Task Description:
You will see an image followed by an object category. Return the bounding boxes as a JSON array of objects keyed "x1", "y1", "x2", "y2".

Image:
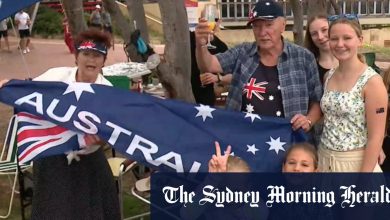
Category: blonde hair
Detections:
[
  {"x1": 227, "y1": 155, "x2": 251, "y2": 172},
  {"x1": 329, "y1": 18, "x2": 365, "y2": 63},
  {"x1": 283, "y1": 143, "x2": 318, "y2": 169}
]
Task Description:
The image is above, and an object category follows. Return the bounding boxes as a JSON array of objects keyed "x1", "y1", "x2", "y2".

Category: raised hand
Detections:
[
  {"x1": 0, "y1": 79, "x2": 10, "y2": 88},
  {"x1": 208, "y1": 141, "x2": 231, "y2": 172}
]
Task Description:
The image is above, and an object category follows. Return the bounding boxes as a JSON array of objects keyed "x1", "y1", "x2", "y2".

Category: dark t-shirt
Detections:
[
  {"x1": 241, "y1": 62, "x2": 284, "y2": 117},
  {"x1": 317, "y1": 61, "x2": 329, "y2": 86},
  {"x1": 190, "y1": 31, "x2": 228, "y2": 106}
]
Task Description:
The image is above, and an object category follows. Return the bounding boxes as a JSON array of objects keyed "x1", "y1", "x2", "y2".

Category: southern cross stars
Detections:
[
  {"x1": 245, "y1": 104, "x2": 254, "y2": 113},
  {"x1": 247, "y1": 144, "x2": 259, "y2": 155},
  {"x1": 63, "y1": 82, "x2": 95, "y2": 101},
  {"x1": 245, "y1": 112, "x2": 261, "y2": 122},
  {"x1": 266, "y1": 136, "x2": 286, "y2": 155},
  {"x1": 195, "y1": 104, "x2": 216, "y2": 122}
]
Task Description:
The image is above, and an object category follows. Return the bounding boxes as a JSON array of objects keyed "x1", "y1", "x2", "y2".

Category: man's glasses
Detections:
[{"x1": 328, "y1": 14, "x2": 359, "y2": 23}]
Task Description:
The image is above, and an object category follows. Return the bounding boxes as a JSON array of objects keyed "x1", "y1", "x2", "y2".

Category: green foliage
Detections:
[{"x1": 33, "y1": 6, "x2": 63, "y2": 38}]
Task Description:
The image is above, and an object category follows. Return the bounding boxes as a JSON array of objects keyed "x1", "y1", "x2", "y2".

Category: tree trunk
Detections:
[
  {"x1": 123, "y1": 0, "x2": 148, "y2": 62},
  {"x1": 307, "y1": 0, "x2": 327, "y2": 18},
  {"x1": 62, "y1": 0, "x2": 87, "y2": 37},
  {"x1": 102, "y1": 0, "x2": 131, "y2": 44},
  {"x1": 290, "y1": 0, "x2": 304, "y2": 46},
  {"x1": 157, "y1": 0, "x2": 194, "y2": 102},
  {"x1": 329, "y1": 0, "x2": 342, "y2": 14},
  {"x1": 125, "y1": 0, "x2": 150, "y2": 43}
]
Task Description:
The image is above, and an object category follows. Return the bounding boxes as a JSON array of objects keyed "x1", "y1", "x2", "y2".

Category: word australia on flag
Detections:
[{"x1": 0, "y1": 80, "x2": 306, "y2": 172}]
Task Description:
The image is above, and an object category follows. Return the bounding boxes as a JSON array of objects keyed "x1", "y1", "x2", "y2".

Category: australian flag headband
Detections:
[{"x1": 76, "y1": 41, "x2": 107, "y2": 55}]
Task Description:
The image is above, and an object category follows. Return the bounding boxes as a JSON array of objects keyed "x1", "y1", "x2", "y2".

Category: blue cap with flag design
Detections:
[{"x1": 247, "y1": 0, "x2": 284, "y2": 25}]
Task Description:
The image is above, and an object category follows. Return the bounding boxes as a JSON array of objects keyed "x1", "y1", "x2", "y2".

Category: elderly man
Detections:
[{"x1": 195, "y1": 0, "x2": 322, "y2": 133}]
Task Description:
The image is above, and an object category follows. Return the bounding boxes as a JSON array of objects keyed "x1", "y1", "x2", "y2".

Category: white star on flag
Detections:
[
  {"x1": 276, "y1": 111, "x2": 282, "y2": 117},
  {"x1": 269, "y1": 95, "x2": 274, "y2": 101},
  {"x1": 245, "y1": 112, "x2": 261, "y2": 122},
  {"x1": 246, "y1": 104, "x2": 255, "y2": 113},
  {"x1": 195, "y1": 104, "x2": 216, "y2": 122},
  {"x1": 247, "y1": 144, "x2": 259, "y2": 155},
  {"x1": 63, "y1": 82, "x2": 95, "y2": 101},
  {"x1": 266, "y1": 137, "x2": 286, "y2": 155}
]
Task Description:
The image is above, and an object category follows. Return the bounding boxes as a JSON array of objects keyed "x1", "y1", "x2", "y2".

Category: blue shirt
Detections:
[{"x1": 216, "y1": 40, "x2": 322, "y2": 118}]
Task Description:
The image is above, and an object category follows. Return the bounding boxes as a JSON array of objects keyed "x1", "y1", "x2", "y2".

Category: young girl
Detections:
[
  {"x1": 208, "y1": 142, "x2": 250, "y2": 172},
  {"x1": 304, "y1": 15, "x2": 338, "y2": 147},
  {"x1": 319, "y1": 15, "x2": 388, "y2": 172},
  {"x1": 209, "y1": 142, "x2": 318, "y2": 173},
  {"x1": 304, "y1": 14, "x2": 338, "y2": 85},
  {"x1": 282, "y1": 142, "x2": 318, "y2": 173}
]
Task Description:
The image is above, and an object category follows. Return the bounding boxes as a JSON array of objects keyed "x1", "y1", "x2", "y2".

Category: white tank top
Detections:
[{"x1": 320, "y1": 67, "x2": 377, "y2": 151}]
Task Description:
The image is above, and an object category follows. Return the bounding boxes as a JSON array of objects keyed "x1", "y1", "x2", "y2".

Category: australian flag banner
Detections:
[
  {"x1": 0, "y1": 0, "x2": 41, "y2": 21},
  {"x1": 0, "y1": 80, "x2": 306, "y2": 172}
]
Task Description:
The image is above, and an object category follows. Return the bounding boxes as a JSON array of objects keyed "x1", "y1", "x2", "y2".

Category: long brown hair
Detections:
[{"x1": 304, "y1": 14, "x2": 328, "y2": 59}]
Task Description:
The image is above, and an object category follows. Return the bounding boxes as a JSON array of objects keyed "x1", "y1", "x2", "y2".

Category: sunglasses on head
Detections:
[{"x1": 328, "y1": 14, "x2": 359, "y2": 23}]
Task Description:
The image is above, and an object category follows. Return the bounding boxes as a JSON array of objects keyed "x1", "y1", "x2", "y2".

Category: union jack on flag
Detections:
[
  {"x1": 16, "y1": 112, "x2": 83, "y2": 164},
  {"x1": 243, "y1": 78, "x2": 268, "y2": 100}
]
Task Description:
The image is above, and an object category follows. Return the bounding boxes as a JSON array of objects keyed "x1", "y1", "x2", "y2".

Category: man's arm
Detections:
[
  {"x1": 195, "y1": 19, "x2": 223, "y2": 73},
  {"x1": 291, "y1": 102, "x2": 322, "y2": 132},
  {"x1": 291, "y1": 52, "x2": 323, "y2": 132}
]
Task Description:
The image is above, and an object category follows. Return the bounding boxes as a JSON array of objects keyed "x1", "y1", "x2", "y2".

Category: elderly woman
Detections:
[{"x1": 0, "y1": 29, "x2": 120, "y2": 219}]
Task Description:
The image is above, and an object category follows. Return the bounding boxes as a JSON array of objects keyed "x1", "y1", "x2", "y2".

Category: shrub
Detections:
[{"x1": 33, "y1": 6, "x2": 63, "y2": 38}]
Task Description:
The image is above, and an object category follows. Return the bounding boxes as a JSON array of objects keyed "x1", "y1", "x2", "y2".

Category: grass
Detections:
[
  {"x1": 362, "y1": 44, "x2": 390, "y2": 61},
  {"x1": 0, "y1": 174, "x2": 150, "y2": 219}
]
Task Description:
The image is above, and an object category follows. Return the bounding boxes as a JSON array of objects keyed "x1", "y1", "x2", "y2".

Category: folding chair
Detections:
[
  {"x1": 107, "y1": 157, "x2": 137, "y2": 219},
  {"x1": 0, "y1": 115, "x2": 32, "y2": 219},
  {"x1": 123, "y1": 176, "x2": 151, "y2": 220},
  {"x1": 363, "y1": 52, "x2": 381, "y2": 73},
  {"x1": 126, "y1": 175, "x2": 180, "y2": 220}
]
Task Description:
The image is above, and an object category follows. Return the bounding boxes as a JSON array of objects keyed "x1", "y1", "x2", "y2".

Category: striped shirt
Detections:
[{"x1": 216, "y1": 40, "x2": 322, "y2": 118}]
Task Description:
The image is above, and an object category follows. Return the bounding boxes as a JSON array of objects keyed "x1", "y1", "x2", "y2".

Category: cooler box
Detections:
[{"x1": 105, "y1": 76, "x2": 131, "y2": 90}]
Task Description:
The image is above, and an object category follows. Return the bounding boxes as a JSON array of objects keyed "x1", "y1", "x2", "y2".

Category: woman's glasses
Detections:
[{"x1": 328, "y1": 14, "x2": 359, "y2": 23}]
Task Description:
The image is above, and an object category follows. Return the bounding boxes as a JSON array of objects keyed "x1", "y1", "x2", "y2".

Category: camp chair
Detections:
[
  {"x1": 0, "y1": 115, "x2": 32, "y2": 219},
  {"x1": 126, "y1": 174, "x2": 181, "y2": 220},
  {"x1": 123, "y1": 175, "x2": 151, "y2": 220},
  {"x1": 363, "y1": 52, "x2": 381, "y2": 73},
  {"x1": 107, "y1": 157, "x2": 137, "y2": 219}
]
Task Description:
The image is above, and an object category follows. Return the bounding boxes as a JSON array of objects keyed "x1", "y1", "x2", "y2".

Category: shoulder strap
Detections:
[
  {"x1": 324, "y1": 68, "x2": 336, "y2": 89},
  {"x1": 354, "y1": 67, "x2": 377, "y2": 91}
]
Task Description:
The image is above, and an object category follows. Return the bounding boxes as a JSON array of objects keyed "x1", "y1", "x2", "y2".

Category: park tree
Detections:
[
  {"x1": 157, "y1": 0, "x2": 194, "y2": 102},
  {"x1": 290, "y1": 0, "x2": 341, "y2": 45},
  {"x1": 290, "y1": 0, "x2": 304, "y2": 45},
  {"x1": 101, "y1": 0, "x2": 144, "y2": 62},
  {"x1": 62, "y1": 0, "x2": 87, "y2": 35},
  {"x1": 126, "y1": 0, "x2": 150, "y2": 43}
]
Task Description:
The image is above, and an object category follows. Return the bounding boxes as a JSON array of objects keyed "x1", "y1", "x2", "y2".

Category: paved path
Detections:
[{"x1": 0, "y1": 36, "x2": 128, "y2": 79}]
